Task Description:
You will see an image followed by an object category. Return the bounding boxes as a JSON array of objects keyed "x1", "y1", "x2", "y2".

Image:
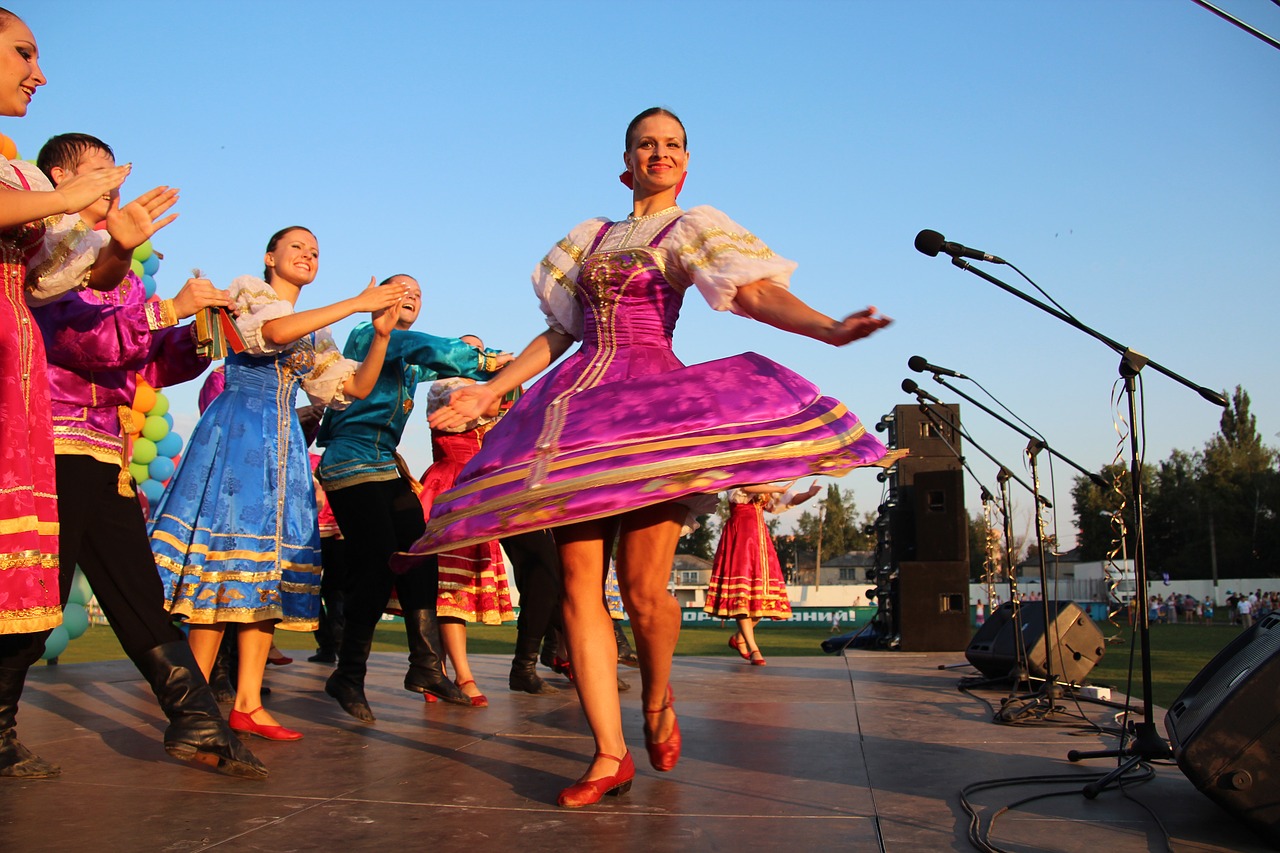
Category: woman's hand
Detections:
[
  {"x1": 171, "y1": 277, "x2": 234, "y2": 320},
  {"x1": 371, "y1": 290, "x2": 402, "y2": 337},
  {"x1": 353, "y1": 276, "x2": 408, "y2": 315},
  {"x1": 825, "y1": 307, "x2": 892, "y2": 346},
  {"x1": 54, "y1": 164, "x2": 131, "y2": 214},
  {"x1": 105, "y1": 185, "x2": 179, "y2": 250},
  {"x1": 429, "y1": 383, "x2": 500, "y2": 430}
]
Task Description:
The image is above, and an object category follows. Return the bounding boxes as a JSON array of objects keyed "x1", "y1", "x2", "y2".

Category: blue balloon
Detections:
[
  {"x1": 162, "y1": 412, "x2": 174, "y2": 428},
  {"x1": 67, "y1": 567, "x2": 93, "y2": 606},
  {"x1": 62, "y1": 603, "x2": 89, "y2": 639},
  {"x1": 155, "y1": 431, "x2": 183, "y2": 458},
  {"x1": 143, "y1": 274, "x2": 156, "y2": 298},
  {"x1": 139, "y1": 478, "x2": 165, "y2": 504},
  {"x1": 41, "y1": 626, "x2": 69, "y2": 660},
  {"x1": 148, "y1": 456, "x2": 175, "y2": 482},
  {"x1": 142, "y1": 253, "x2": 160, "y2": 276}
]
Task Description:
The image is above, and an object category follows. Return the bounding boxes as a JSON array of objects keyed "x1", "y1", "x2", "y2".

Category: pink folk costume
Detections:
[
  {"x1": 704, "y1": 489, "x2": 793, "y2": 621},
  {"x1": 0, "y1": 158, "x2": 107, "y2": 635},
  {"x1": 418, "y1": 378, "x2": 514, "y2": 625},
  {"x1": 406, "y1": 205, "x2": 899, "y2": 555}
]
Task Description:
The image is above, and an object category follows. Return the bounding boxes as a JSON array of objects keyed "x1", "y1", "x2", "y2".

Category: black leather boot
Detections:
[
  {"x1": 209, "y1": 635, "x2": 236, "y2": 704},
  {"x1": 403, "y1": 609, "x2": 470, "y2": 705},
  {"x1": 509, "y1": 630, "x2": 558, "y2": 694},
  {"x1": 325, "y1": 620, "x2": 375, "y2": 723},
  {"x1": 134, "y1": 642, "x2": 268, "y2": 780},
  {"x1": 614, "y1": 620, "x2": 639, "y2": 668},
  {"x1": 0, "y1": 664, "x2": 59, "y2": 778}
]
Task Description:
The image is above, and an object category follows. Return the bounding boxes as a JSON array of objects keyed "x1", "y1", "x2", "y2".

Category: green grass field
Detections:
[{"x1": 50, "y1": 615, "x2": 1241, "y2": 709}]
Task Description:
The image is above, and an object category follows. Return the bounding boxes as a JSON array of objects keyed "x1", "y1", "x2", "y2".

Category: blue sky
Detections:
[{"x1": 10, "y1": 0, "x2": 1278, "y2": 548}]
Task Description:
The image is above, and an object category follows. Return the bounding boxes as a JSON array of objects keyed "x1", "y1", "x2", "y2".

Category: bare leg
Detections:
[
  {"x1": 615, "y1": 504, "x2": 686, "y2": 747},
  {"x1": 738, "y1": 616, "x2": 765, "y2": 660},
  {"x1": 439, "y1": 618, "x2": 480, "y2": 699},
  {"x1": 558, "y1": 518, "x2": 624, "y2": 782},
  {"x1": 234, "y1": 621, "x2": 286, "y2": 726},
  {"x1": 185, "y1": 624, "x2": 227, "y2": 682}
]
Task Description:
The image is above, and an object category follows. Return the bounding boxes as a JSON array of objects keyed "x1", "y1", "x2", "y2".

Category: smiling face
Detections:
[
  {"x1": 264, "y1": 228, "x2": 319, "y2": 287},
  {"x1": 384, "y1": 275, "x2": 421, "y2": 329},
  {"x1": 622, "y1": 113, "x2": 688, "y2": 196},
  {"x1": 51, "y1": 147, "x2": 117, "y2": 225},
  {"x1": 0, "y1": 15, "x2": 45, "y2": 118}
]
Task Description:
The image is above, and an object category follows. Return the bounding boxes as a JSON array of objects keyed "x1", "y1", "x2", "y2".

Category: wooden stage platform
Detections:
[{"x1": 2, "y1": 649, "x2": 1268, "y2": 852}]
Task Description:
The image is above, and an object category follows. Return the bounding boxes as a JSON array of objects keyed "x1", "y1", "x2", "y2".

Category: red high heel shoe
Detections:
[
  {"x1": 642, "y1": 684, "x2": 681, "y2": 772},
  {"x1": 728, "y1": 635, "x2": 750, "y2": 660},
  {"x1": 455, "y1": 679, "x2": 488, "y2": 708},
  {"x1": 749, "y1": 650, "x2": 767, "y2": 667},
  {"x1": 228, "y1": 707, "x2": 303, "y2": 741},
  {"x1": 557, "y1": 751, "x2": 635, "y2": 808}
]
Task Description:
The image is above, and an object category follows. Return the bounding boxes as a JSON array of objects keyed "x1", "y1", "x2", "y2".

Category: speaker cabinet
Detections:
[
  {"x1": 1165, "y1": 613, "x2": 1280, "y2": 845},
  {"x1": 897, "y1": 561, "x2": 970, "y2": 652},
  {"x1": 965, "y1": 600, "x2": 1105, "y2": 684},
  {"x1": 913, "y1": 469, "x2": 967, "y2": 562}
]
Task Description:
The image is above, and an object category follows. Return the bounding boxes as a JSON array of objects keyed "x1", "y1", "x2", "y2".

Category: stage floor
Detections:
[{"x1": 2, "y1": 648, "x2": 1266, "y2": 852}]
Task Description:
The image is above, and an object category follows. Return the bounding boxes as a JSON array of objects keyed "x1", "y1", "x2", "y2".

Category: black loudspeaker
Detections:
[
  {"x1": 897, "y1": 561, "x2": 970, "y2": 652},
  {"x1": 1164, "y1": 613, "x2": 1280, "y2": 845},
  {"x1": 965, "y1": 600, "x2": 1105, "y2": 685},
  {"x1": 912, "y1": 469, "x2": 967, "y2": 562}
]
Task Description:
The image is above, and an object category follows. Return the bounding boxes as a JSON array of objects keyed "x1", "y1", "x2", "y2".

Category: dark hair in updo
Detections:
[
  {"x1": 263, "y1": 226, "x2": 314, "y2": 282},
  {"x1": 625, "y1": 107, "x2": 687, "y2": 150}
]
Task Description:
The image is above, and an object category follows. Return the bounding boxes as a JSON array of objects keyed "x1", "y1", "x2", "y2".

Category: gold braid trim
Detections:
[{"x1": 116, "y1": 405, "x2": 136, "y2": 498}]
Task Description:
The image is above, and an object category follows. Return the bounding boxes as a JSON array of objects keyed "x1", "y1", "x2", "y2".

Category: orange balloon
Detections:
[
  {"x1": 133, "y1": 382, "x2": 157, "y2": 413},
  {"x1": 126, "y1": 408, "x2": 147, "y2": 434},
  {"x1": 0, "y1": 132, "x2": 18, "y2": 160}
]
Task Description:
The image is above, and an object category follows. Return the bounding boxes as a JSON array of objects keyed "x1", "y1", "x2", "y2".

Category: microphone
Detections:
[
  {"x1": 907, "y1": 355, "x2": 967, "y2": 380},
  {"x1": 914, "y1": 229, "x2": 1005, "y2": 264},
  {"x1": 901, "y1": 378, "x2": 941, "y2": 404}
]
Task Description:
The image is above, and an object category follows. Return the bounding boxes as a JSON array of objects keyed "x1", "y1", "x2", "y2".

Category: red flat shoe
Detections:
[
  {"x1": 557, "y1": 751, "x2": 635, "y2": 808},
  {"x1": 423, "y1": 692, "x2": 439, "y2": 703},
  {"x1": 266, "y1": 650, "x2": 293, "y2": 666},
  {"x1": 728, "y1": 635, "x2": 750, "y2": 660},
  {"x1": 228, "y1": 707, "x2": 303, "y2": 741},
  {"x1": 456, "y1": 679, "x2": 489, "y2": 708},
  {"x1": 749, "y1": 650, "x2": 767, "y2": 667},
  {"x1": 642, "y1": 684, "x2": 681, "y2": 772}
]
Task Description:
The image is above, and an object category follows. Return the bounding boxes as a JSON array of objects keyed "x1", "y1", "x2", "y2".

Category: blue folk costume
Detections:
[
  {"x1": 150, "y1": 276, "x2": 359, "y2": 631},
  {"x1": 315, "y1": 323, "x2": 502, "y2": 491}
]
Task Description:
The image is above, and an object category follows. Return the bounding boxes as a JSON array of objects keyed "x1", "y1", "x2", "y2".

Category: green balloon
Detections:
[
  {"x1": 149, "y1": 392, "x2": 170, "y2": 418},
  {"x1": 62, "y1": 603, "x2": 89, "y2": 640},
  {"x1": 141, "y1": 415, "x2": 170, "y2": 441},
  {"x1": 129, "y1": 461, "x2": 150, "y2": 484},
  {"x1": 129, "y1": 258, "x2": 144, "y2": 278},
  {"x1": 133, "y1": 239, "x2": 153, "y2": 261},
  {"x1": 132, "y1": 437, "x2": 158, "y2": 464},
  {"x1": 41, "y1": 626, "x2": 69, "y2": 660},
  {"x1": 67, "y1": 567, "x2": 93, "y2": 606}
]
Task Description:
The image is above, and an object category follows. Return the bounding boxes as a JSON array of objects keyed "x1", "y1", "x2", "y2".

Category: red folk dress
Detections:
[{"x1": 703, "y1": 489, "x2": 793, "y2": 621}]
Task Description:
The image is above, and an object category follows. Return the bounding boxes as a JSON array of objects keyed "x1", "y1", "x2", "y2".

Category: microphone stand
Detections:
[{"x1": 944, "y1": 256, "x2": 1228, "y2": 795}]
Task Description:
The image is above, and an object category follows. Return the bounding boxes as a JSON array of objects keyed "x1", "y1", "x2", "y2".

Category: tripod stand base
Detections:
[{"x1": 1067, "y1": 722, "x2": 1173, "y2": 797}]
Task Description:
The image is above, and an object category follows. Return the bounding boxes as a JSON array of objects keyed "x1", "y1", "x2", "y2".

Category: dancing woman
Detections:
[
  {"x1": 150, "y1": 227, "x2": 405, "y2": 741},
  {"x1": 413, "y1": 107, "x2": 899, "y2": 807},
  {"x1": 1, "y1": 6, "x2": 174, "y2": 777},
  {"x1": 704, "y1": 482, "x2": 821, "y2": 666}
]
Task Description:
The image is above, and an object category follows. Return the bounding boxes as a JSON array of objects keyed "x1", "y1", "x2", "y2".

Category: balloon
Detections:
[
  {"x1": 148, "y1": 456, "x2": 175, "y2": 482},
  {"x1": 0, "y1": 132, "x2": 17, "y2": 160},
  {"x1": 132, "y1": 437, "x2": 158, "y2": 464},
  {"x1": 133, "y1": 382, "x2": 156, "y2": 413},
  {"x1": 141, "y1": 415, "x2": 170, "y2": 441},
  {"x1": 62, "y1": 604, "x2": 89, "y2": 640},
  {"x1": 162, "y1": 412, "x2": 173, "y2": 428},
  {"x1": 129, "y1": 461, "x2": 150, "y2": 484},
  {"x1": 132, "y1": 239, "x2": 153, "y2": 261},
  {"x1": 130, "y1": 258, "x2": 144, "y2": 279},
  {"x1": 155, "y1": 431, "x2": 183, "y2": 458},
  {"x1": 142, "y1": 253, "x2": 160, "y2": 276},
  {"x1": 125, "y1": 408, "x2": 147, "y2": 434},
  {"x1": 142, "y1": 274, "x2": 156, "y2": 299},
  {"x1": 41, "y1": 626, "x2": 69, "y2": 660},
  {"x1": 150, "y1": 392, "x2": 170, "y2": 418},
  {"x1": 138, "y1": 478, "x2": 165, "y2": 504},
  {"x1": 67, "y1": 567, "x2": 93, "y2": 606}
]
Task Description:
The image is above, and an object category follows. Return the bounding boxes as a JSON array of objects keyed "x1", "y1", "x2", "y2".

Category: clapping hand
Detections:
[
  {"x1": 106, "y1": 185, "x2": 179, "y2": 251},
  {"x1": 828, "y1": 306, "x2": 892, "y2": 346},
  {"x1": 55, "y1": 164, "x2": 131, "y2": 215}
]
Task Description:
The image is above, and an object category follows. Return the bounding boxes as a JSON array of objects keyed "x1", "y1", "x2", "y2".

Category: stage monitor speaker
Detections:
[
  {"x1": 897, "y1": 561, "x2": 969, "y2": 652},
  {"x1": 892, "y1": 402, "x2": 961, "y2": 459},
  {"x1": 965, "y1": 600, "x2": 1105, "y2": 685},
  {"x1": 1164, "y1": 613, "x2": 1280, "y2": 845}
]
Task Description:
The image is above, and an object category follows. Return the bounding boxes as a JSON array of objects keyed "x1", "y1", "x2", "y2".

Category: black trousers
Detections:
[
  {"x1": 325, "y1": 478, "x2": 438, "y2": 637},
  {"x1": 54, "y1": 455, "x2": 185, "y2": 661},
  {"x1": 501, "y1": 530, "x2": 562, "y2": 644}
]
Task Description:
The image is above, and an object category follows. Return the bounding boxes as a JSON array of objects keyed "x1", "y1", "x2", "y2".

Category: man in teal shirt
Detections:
[{"x1": 317, "y1": 274, "x2": 505, "y2": 722}]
